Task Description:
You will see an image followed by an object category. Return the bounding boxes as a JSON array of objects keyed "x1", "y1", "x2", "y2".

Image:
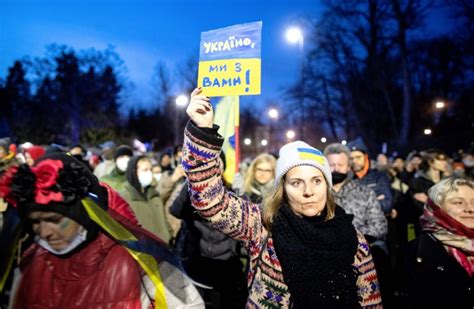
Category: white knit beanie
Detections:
[{"x1": 274, "y1": 141, "x2": 332, "y2": 188}]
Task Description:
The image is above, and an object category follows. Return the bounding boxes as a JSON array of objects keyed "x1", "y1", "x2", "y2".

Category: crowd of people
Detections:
[{"x1": 0, "y1": 88, "x2": 473, "y2": 308}]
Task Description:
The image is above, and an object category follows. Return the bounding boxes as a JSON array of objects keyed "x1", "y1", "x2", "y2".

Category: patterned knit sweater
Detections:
[{"x1": 182, "y1": 121, "x2": 383, "y2": 308}]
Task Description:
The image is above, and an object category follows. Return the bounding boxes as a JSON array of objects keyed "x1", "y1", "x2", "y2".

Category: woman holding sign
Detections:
[{"x1": 181, "y1": 88, "x2": 383, "y2": 308}]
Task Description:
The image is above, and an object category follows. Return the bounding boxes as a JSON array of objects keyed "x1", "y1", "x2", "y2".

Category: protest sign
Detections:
[{"x1": 198, "y1": 21, "x2": 262, "y2": 97}]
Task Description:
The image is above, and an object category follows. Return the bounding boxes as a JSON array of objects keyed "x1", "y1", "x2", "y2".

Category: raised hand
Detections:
[{"x1": 186, "y1": 88, "x2": 213, "y2": 128}]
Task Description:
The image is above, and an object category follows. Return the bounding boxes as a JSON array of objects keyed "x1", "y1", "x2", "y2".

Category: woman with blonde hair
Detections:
[
  {"x1": 242, "y1": 153, "x2": 276, "y2": 204},
  {"x1": 181, "y1": 88, "x2": 382, "y2": 308}
]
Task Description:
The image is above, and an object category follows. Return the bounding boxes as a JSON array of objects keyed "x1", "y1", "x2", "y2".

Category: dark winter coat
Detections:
[
  {"x1": 406, "y1": 232, "x2": 474, "y2": 309},
  {"x1": 355, "y1": 169, "x2": 393, "y2": 214}
]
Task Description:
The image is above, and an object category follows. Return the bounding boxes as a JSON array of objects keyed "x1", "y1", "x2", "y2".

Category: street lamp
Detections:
[
  {"x1": 424, "y1": 128, "x2": 432, "y2": 135},
  {"x1": 285, "y1": 27, "x2": 303, "y2": 45},
  {"x1": 285, "y1": 26, "x2": 305, "y2": 139},
  {"x1": 341, "y1": 140, "x2": 347, "y2": 145},
  {"x1": 176, "y1": 95, "x2": 189, "y2": 107},
  {"x1": 321, "y1": 137, "x2": 327, "y2": 143},
  {"x1": 174, "y1": 95, "x2": 189, "y2": 145},
  {"x1": 244, "y1": 138, "x2": 252, "y2": 146},
  {"x1": 267, "y1": 107, "x2": 279, "y2": 153},
  {"x1": 268, "y1": 108, "x2": 279, "y2": 119},
  {"x1": 286, "y1": 130, "x2": 295, "y2": 140},
  {"x1": 261, "y1": 139, "x2": 268, "y2": 146},
  {"x1": 435, "y1": 101, "x2": 445, "y2": 109}
]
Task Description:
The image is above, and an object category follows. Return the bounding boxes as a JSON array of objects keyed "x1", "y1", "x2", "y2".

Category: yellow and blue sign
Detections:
[{"x1": 198, "y1": 21, "x2": 262, "y2": 97}]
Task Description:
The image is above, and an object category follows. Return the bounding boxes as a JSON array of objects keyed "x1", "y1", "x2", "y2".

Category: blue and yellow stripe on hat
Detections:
[{"x1": 297, "y1": 147, "x2": 326, "y2": 165}]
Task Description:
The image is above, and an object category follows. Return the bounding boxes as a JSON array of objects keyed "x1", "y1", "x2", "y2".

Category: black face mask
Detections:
[{"x1": 331, "y1": 171, "x2": 348, "y2": 184}]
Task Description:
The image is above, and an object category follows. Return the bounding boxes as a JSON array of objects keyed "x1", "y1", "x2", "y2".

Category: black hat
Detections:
[
  {"x1": 347, "y1": 137, "x2": 368, "y2": 153},
  {"x1": 114, "y1": 145, "x2": 133, "y2": 161}
]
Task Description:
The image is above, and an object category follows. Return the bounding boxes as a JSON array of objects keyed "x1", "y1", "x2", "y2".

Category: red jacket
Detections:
[
  {"x1": 14, "y1": 233, "x2": 144, "y2": 309},
  {"x1": 13, "y1": 185, "x2": 147, "y2": 309}
]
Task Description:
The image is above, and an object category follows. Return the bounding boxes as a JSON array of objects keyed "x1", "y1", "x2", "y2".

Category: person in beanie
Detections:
[
  {"x1": 0, "y1": 153, "x2": 204, "y2": 308},
  {"x1": 347, "y1": 138, "x2": 393, "y2": 215},
  {"x1": 181, "y1": 88, "x2": 382, "y2": 308},
  {"x1": 100, "y1": 145, "x2": 133, "y2": 193}
]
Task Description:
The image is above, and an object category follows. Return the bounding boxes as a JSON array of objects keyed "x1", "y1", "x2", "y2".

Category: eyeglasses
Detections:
[{"x1": 256, "y1": 168, "x2": 273, "y2": 173}]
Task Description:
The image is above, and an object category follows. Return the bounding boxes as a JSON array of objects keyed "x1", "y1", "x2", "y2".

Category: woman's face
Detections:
[
  {"x1": 28, "y1": 211, "x2": 82, "y2": 251},
  {"x1": 254, "y1": 161, "x2": 274, "y2": 185},
  {"x1": 284, "y1": 165, "x2": 327, "y2": 217},
  {"x1": 443, "y1": 185, "x2": 474, "y2": 229},
  {"x1": 430, "y1": 157, "x2": 448, "y2": 173}
]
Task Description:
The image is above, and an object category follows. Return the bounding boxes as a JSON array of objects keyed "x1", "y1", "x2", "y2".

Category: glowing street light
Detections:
[
  {"x1": 268, "y1": 108, "x2": 279, "y2": 119},
  {"x1": 341, "y1": 140, "x2": 347, "y2": 145},
  {"x1": 261, "y1": 139, "x2": 268, "y2": 146},
  {"x1": 244, "y1": 138, "x2": 252, "y2": 145},
  {"x1": 285, "y1": 27, "x2": 303, "y2": 44},
  {"x1": 321, "y1": 137, "x2": 327, "y2": 143},
  {"x1": 435, "y1": 101, "x2": 445, "y2": 109},
  {"x1": 424, "y1": 128, "x2": 432, "y2": 135},
  {"x1": 175, "y1": 95, "x2": 188, "y2": 107},
  {"x1": 286, "y1": 130, "x2": 295, "y2": 140}
]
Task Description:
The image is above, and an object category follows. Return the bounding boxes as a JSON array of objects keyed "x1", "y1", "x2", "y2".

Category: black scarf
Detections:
[{"x1": 272, "y1": 205, "x2": 360, "y2": 309}]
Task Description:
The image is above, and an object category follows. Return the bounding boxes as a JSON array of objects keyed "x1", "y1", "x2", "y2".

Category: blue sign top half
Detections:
[{"x1": 199, "y1": 21, "x2": 262, "y2": 62}]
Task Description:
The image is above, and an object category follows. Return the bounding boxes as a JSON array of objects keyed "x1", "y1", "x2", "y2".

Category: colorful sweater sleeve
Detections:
[
  {"x1": 354, "y1": 231, "x2": 383, "y2": 308},
  {"x1": 182, "y1": 121, "x2": 264, "y2": 250}
]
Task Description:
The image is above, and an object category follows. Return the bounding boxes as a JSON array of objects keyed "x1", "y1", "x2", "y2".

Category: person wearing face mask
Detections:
[
  {"x1": 324, "y1": 143, "x2": 388, "y2": 242},
  {"x1": 324, "y1": 143, "x2": 392, "y2": 306},
  {"x1": 120, "y1": 155, "x2": 173, "y2": 243},
  {"x1": 0, "y1": 153, "x2": 204, "y2": 308},
  {"x1": 100, "y1": 145, "x2": 133, "y2": 193},
  {"x1": 181, "y1": 88, "x2": 382, "y2": 308}
]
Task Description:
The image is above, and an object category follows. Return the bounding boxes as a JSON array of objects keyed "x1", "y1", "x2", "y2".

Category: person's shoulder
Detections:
[{"x1": 101, "y1": 235, "x2": 139, "y2": 274}]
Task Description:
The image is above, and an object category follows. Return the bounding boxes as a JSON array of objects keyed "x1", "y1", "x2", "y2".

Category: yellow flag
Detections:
[{"x1": 213, "y1": 96, "x2": 240, "y2": 184}]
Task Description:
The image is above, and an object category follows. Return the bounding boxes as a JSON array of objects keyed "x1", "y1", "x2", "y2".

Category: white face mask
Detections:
[
  {"x1": 35, "y1": 228, "x2": 87, "y2": 255},
  {"x1": 153, "y1": 173, "x2": 162, "y2": 183},
  {"x1": 116, "y1": 157, "x2": 130, "y2": 172},
  {"x1": 138, "y1": 171, "x2": 153, "y2": 188}
]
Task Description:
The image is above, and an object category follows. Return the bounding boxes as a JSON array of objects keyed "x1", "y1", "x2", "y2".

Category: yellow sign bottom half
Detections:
[{"x1": 198, "y1": 58, "x2": 261, "y2": 97}]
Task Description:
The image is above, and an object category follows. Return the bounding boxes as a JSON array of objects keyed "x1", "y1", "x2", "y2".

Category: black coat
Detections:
[{"x1": 406, "y1": 232, "x2": 474, "y2": 309}]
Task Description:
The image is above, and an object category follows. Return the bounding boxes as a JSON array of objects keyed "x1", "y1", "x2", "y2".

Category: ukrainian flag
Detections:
[{"x1": 213, "y1": 96, "x2": 240, "y2": 184}]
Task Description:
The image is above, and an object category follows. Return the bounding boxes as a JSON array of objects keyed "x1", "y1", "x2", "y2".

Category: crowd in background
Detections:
[{"x1": 0, "y1": 132, "x2": 473, "y2": 308}]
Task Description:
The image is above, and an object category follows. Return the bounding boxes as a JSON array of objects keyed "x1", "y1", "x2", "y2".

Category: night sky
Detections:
[{"x1": 1, "y1": 0, "x2": 326, "y2": 112}]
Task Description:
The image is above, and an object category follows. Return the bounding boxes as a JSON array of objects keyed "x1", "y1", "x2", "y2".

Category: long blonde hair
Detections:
[
  {"x1": 262, "y1": 176, "x2": 336, "y2": 230},
  {"x1": 244, "y1": 153, "x2": 276, "y2": 194}
]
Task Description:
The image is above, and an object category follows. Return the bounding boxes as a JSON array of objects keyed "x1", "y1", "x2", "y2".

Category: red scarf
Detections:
[{"x1": 420, "y1": 199, "x2": 474, "y2": 276}]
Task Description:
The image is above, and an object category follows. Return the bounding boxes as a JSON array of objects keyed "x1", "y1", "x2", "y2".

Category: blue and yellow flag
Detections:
[{"x1": 213, "y1": 96, "x2": 240, "y2": 184}]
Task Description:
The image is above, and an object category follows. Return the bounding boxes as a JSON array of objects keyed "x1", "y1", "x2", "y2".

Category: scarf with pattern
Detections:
[{"x1": 420, "y1": 199, "x2": 474, "y2": 276}]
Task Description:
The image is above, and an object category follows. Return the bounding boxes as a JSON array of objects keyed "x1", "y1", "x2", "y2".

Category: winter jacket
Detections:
[
  {"x1": 355, "y1": 168, "x2": 393, "y2": 214},
  {"x1": 182, "y1": 121, "x2": 382, "y2": 308},
  {"x1": 333, "y1": 179, "x2": 388, "y2": 240},
  {"x1": 120, "y1": 182, "x2": 172, "y2": 243},
  {"x1": 13, "y1": 232, "x2": 145, "y2": 309},
  {"x1": 406, "y1": 232, "x2": 474, "y2": 309},
  {"x1": 100, "y1": 167, "x2": 127, "y2": 193},
  {"x1": 170, "y1": 182, "x2": 240, "y2": 261}
]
